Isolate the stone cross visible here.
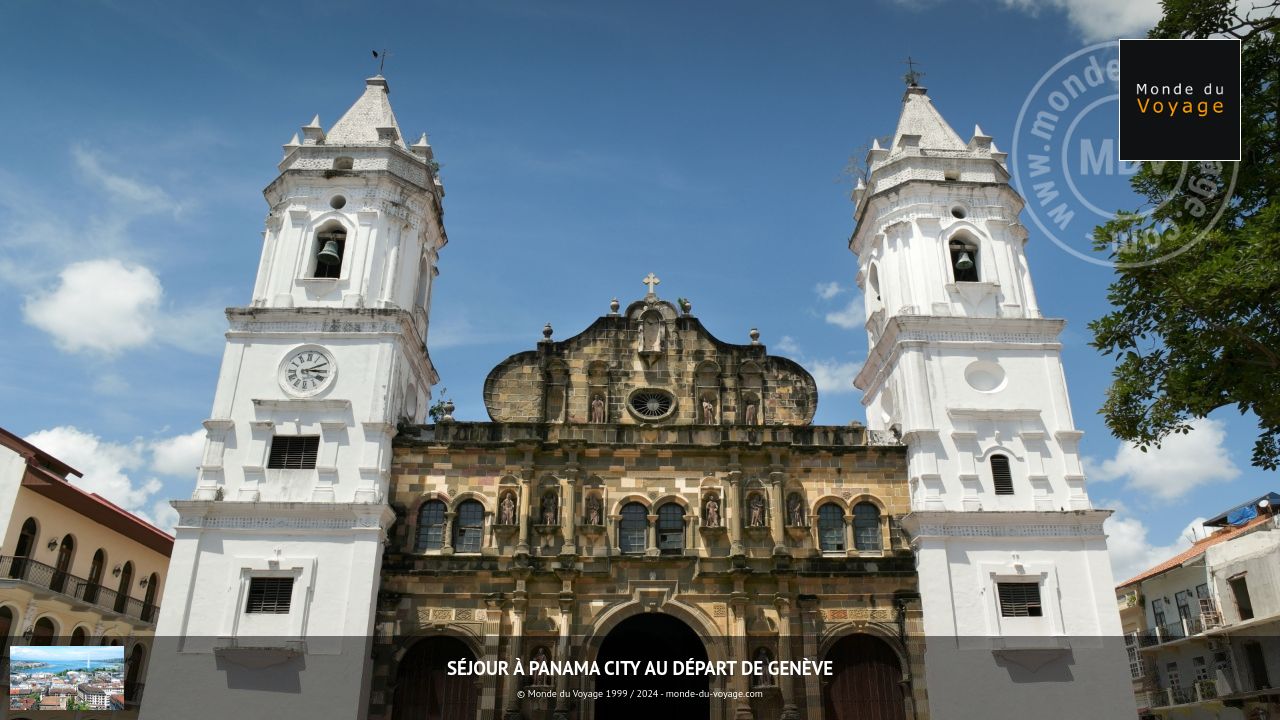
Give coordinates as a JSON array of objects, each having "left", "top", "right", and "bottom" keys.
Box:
[{"left": 642, "top": 272, "right": 660, "bottom": 295}]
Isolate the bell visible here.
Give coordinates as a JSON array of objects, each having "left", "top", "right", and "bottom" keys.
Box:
[
  {"left": 955, "top": 251, "right": 974, "bottom": 271},
  {"left": 317, "top": 239, "right": 342, "bottom": 266}
]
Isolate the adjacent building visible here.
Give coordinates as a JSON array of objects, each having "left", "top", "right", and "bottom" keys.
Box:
[
  {"left": 0, "top": 426, "right": 173, "bottom": 717},
  {"left": 1117, "top": 493, "right": 1280, "bottom": 720}
]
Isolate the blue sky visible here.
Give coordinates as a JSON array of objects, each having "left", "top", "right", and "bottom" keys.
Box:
[
  {"left": 10, "top": 646, "right": 123, "bottom": 664},
  {"left": 0, "top": 0, "right": 1271, "bottom": 581}
]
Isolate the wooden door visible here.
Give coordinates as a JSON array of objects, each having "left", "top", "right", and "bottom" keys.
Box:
[{"left": 822, "top": 634, "right": 907, "bottom": 720}]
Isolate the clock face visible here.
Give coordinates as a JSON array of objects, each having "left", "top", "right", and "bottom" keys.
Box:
[{"left": 280, "top": 347, "right": 335, "bottom": 396}]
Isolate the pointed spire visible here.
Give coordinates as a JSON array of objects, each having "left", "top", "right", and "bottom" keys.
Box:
[
  {"left": 411, "top": 132, "right": 435, "bottom": 163},
  {"left": 326, "top": 76, "right": 408, "bottom": 150},
  {"left": 282, "top": 133, "right": 301, "bottom": 159},
  {"left": 973, "top": 124, "right": 986, "bottom": 138},
  {"left": 301, "top": 116, "right": 325, "bottom": 145},
  {"left": 891, "top": 86, "right": 965, "bottom": 152},
  {"left": 871, "top": 138, "right": 882, "bottom": 151}
]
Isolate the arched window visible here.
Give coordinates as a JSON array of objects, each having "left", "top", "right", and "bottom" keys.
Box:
[
  {"left": 86, "top": 549, "right": 107, "bottom": 604},
  {"left": 0, "top": 606, "right": 13, "bottom": 655},
  {"left": 452, "top": 500, "right": 484, "bottom": 553},
  {"left": 9, "top": 517, "right": 37, "bottom": 579},
  {"left": 853, "top": 503, "right": 882, "bottom": 551},
  {"left": 818, "top": 504, "right": 846, "bottom": 553},
  {"left": 70, "top": 626, "right": 87, "bottom": 645},
  {"left": 991, "top": 454, "right": 1014, "bottom": 495},
  {"left": 50, "top": 534, "right": 75, "bottom": 593},
  {"left": 657, "top": 503, "right": 685, "bottom": 554},
  {"left": 125, "top": 644, "right": 146, "bottom": 705},
  {"left": 949, "top": 236, "right": 979, "bottom": 282},
  {"left": 868, "top": 263, "right": 881, "bottom": 302},
  {"left": 312, "top": 224, "right": 346, "bottom": 279},
  {"left": 619, "top": 503, "right": 648, "bottom": 554},
  {"left": 115, "top": 561, "right": 134, "bottom": 614},
  {"left": 415, "top": 500, "right": 446, "bottom": 551}
]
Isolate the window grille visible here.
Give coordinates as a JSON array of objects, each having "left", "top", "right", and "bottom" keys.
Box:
[
  {"left": 246, "top": 577, "right": 294, "bottom": 614},
  {"left": 997, "top": 582, "right": 1042, "bottom": 617},
  {"left": 267, "top": 436, "right": 319, "bottom": 469}
]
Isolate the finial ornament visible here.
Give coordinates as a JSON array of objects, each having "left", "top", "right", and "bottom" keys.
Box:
[
  {"left": 904, "top": 56, "right": 924, "bottom": 87},
  {"left": 749, "top": 328, "right": 761, "bottom": 345},
  {"left": 542, "top": 323, "right": 553, "bottom": 341},
  {"left": 609, "top": 298, "right": 620, "bottom": 315},
  {"left": 642, "top": 272, "right": 661, "bottom": 296}
]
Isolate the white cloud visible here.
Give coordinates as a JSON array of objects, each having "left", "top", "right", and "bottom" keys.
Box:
[
  {"left": 23, "top": 259, "right": 162, "bottom": 354},
  {"left": 775, "top": 335, "right": 802, "bottom": 355},
  {"left": 1106, "top": 509, "right": 1208, "bottom": 583},
  {"left": 808, "top": 359, "right": 860, "bottom": 395},
  {"left": 71, "top": 145, "right": 173, "bottom": 209},
  {"left": 24, "top": 426, "right": 160, "bottom": 515},
  {"left": 999, "top": 0, "right": 1161, "bottom": 42},
  {"left": 22, "top": 426, "right": 200, "bottom": 533},
  {"left": 824, "top": 296, "right": 865, "bottom": 330},
  {"left": 814, "top": 281, "right": 844, "bottom": 300},
  {"left": 1086, "top": 418, "right": 1240, "bottom": 501},
  {"left": 150, "top": 429, "right": 205, "bottom": 477}
]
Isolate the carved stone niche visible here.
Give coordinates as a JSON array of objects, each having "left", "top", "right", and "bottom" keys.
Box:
[
  {"left": 637, "top": 308, "right": 666, "bottom": 364},
  {"left": 743, "top": 490, "right": 769, "bottom": 534},
  {"left": 543, "top": 361, "right": 569, "bottom": 423},
  {"left": 581, "top": 487, "right": 605, "bottom": 536},
  {"left": 784, "top": 491, "right": 809, "bottom": 540},
  {"left": 494, "top": 482, "right": 520, "bottom": 537},
  {"left": 699, "top": 491, "right": 725, "bottom": 534}
]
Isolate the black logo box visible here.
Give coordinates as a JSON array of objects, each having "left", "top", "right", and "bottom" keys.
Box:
[{"left": 1119, "top": 38, "right": 1241, "bottom": 162}]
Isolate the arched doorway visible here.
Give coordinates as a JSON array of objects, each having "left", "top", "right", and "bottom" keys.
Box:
[
  {"left": 50, "top": 535, "right": 75, "bottom": 593},
  {"left": 85, "top": 549, "right": 107, "bottom": 604},
  {"left": 10, "top": 518, "right": 37, "bottom": 579},
  {"left": 125, "top": 644, "right": 145, "bottom": 707},
  {"left": 391, "top": 635, "right": 477, "bottom": 720},
  {"left": 595, "top": 613, "right": 710, "bottom": 719},
  {"left": 0, "top": 606, "right": 13, "bottom": 654},
  {"left": 822, "top": 634, "right": 907, "bottom": 720},
  {"left": 30, "top": 617, "right": 55, "bottom": 646},
  {"left": 142, "top": 573, "right": 159, "bottom": 622},
  {"left": 115, "top": 561, "right": 133, "bottom": 614}
]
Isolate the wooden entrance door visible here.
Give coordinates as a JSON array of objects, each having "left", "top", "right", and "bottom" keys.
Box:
[
  {"left": 822, "top": 634, "right": 907, "bottom": 720},
  {"left": 392, "top": 636, "right": 478, "bottom": 720}
]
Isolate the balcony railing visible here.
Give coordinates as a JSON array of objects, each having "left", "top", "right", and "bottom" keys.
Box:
[
  {"left": 0, "top": 556, "right": 158, "bottom": 624},
  {"left": 1140, "top": 608, "right": 1225, "bottom": 647},
  {"left": 1147, "top": 680, "right": 1221, "bottom": 708}
]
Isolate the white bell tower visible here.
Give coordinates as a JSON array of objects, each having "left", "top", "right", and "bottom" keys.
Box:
[
  {"left": 851, "top": 85, "right": 1135, "bottom": 719},
  {"left": 141, "top": 76, "right": 446, "bottom": 720}
]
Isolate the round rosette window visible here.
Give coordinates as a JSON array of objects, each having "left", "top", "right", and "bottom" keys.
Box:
[{"left": 627, "top": 388, "right": 677, "bottom": 422}]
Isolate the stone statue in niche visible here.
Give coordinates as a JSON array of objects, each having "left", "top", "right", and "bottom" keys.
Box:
[
  {"left": 742, "top": 399, "right": 758, "bottom": 425},
  {"left": 541, "top": 492, "right": 558, "bottom": 525},
  {"left": 641, "top": 313, "right": 665, "bottom": 353},
  {"left": 531, "top": 647, "right": 551, "bottom": 685},
  {"left": 752, "top": 648, "right": 775, "bottom": 686},
  {"left": 701, "top": 398, "right": 717, "bottom": 424},
  {"left": 704, "top": 496, "right": 721, "bottom": 528},
  {"left": 499, "top": 492, "right": 517, "bottom": 525},
  {"left": 748, "top": 494, "right": 766, "bottom": 527},
  {"left": 788, "top": 494, "right": 805, "bottom": 526},
  {"left": 591, "top": 394, "right": 606, "bottom": 423},
  {"left": 585, "top": 495, "right": 602, "bottom": 525}
]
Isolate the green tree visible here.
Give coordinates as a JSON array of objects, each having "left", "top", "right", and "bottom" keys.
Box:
[{"left": 1089, "top": 0, "right": 1280, "bottom": 469}]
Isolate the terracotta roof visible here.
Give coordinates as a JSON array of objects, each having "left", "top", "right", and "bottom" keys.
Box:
[{"left": 1117, "top": 513, "right": 1273, "bottom": 588}]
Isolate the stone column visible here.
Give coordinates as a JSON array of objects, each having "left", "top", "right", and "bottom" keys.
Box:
[
  {"left": 552, "top": 588, "right": 575, "bottom": 720},
  {"left": 730, "top": 593, "right": 755, "bottom": 720},
  {"left": 646, "top": 513, "right": 660, "bottom": 557},
  {"left": 726, "top": 471, "right": 744, "bottom": 556},
  {"left": 768, "top": 471, "right": 786, "bottom": 554},
  {"left": 562, "top": 467, "right": 578, "bottom": 556},
  {"left": 798, "top": 596, "right": 823, "bottom": 715},
  {"left": 441, "top": 511, "right": 457, "bottom": 555},
  {"left": 844, "top": 512, "right": 856, "bottom": 557},
  {"left": 775, "top": 594, "right": 801, "bottom": 719},
  {"left": 502, "top": 592, "right": 528, "bottom": 720},
  {"left": 516, "top": 473, "right": 533, "bottom": 556}
]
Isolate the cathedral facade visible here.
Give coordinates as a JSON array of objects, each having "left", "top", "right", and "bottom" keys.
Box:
[
  {"left": 139, "top": 74, "right": 1136, "bottom": 720},
  {"left": 370, "top": 290, "right": 926, "bottom": 720}
]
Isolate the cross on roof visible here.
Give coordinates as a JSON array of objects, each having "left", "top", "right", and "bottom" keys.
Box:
[
  {"left": 642, "top": 272, "right": 661, "bottom": 295},
  {"left": 904, "top": 56, "right": 925, "bottom": 87}
]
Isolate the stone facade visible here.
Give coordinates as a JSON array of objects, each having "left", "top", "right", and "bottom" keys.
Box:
[{"left": 369, "top": 292, "right": 926, "bottom": 720}]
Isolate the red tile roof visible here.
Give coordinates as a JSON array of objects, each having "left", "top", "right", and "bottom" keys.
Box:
[{"left": 1117, "top": 513, "right": 1273, "bottom": 588}]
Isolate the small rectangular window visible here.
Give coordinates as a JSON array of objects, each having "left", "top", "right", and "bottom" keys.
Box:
[
  {"left": 245, "top": 577, "right": 294, "bottom": 614},
  {"left": 997, "top": 582, "right": 1043, "bottom": 617},
  {"left": 267, "top": 436, "right": 319, "bottom": 470},
  {"left": 991, "top": 455, "right": 1014, "bottom": 495}
]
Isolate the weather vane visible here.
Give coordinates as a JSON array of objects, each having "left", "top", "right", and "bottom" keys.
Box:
[
  {"left": 372, "top": 48, "right": 389, "bottom": 75},
  {"left": 904, "top": 56, "right": 924, "bottom": 87}
]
